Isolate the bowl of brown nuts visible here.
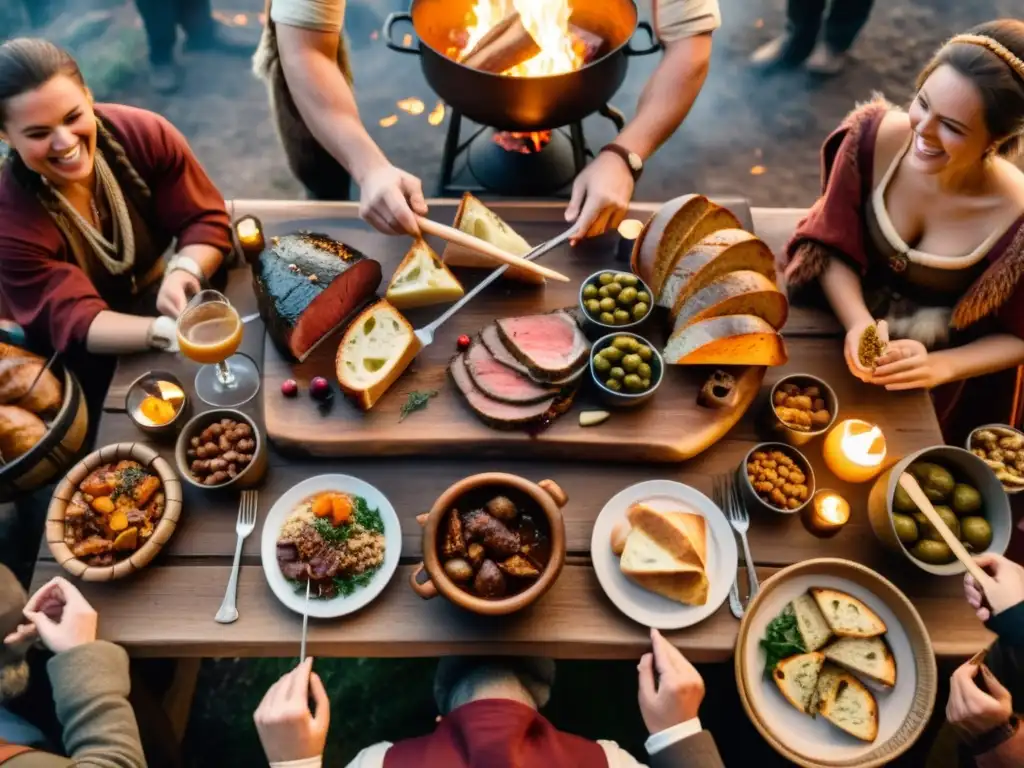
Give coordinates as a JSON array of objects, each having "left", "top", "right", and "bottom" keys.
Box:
[
  {"left": 764, "top": 374, "right": 837, "bottom": 447},
  {"left": 967, "top": 424, "right": 1024, "bottom": 495},
  {"left": 737, "top": 442, "right": 816, "bottom": 514},
  {"left": 174, "top": 409, "right": 267, "bottom": 490}
]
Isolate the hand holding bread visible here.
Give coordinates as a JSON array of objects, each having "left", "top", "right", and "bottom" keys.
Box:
[
  {"left": 638, "top": 628, "right": 705, "bottom": 734},
  {"left": 964, "top": 554, "right": 1024, "bottom": 621}
]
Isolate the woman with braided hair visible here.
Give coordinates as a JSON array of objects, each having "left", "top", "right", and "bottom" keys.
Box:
[
  {"left": 0, "top": 38, "right": 233, "bottom": 398},
  {"left": 782, "top": 19, "right": 1024, "bottom": 441}
]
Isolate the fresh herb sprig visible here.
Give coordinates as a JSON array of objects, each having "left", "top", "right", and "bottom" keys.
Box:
[
  {"left": 760, "top": 605, "right": 805, "bottom": 675},
  {"left": 353, "top": 496, "right": 384, "bottom": 534},
  {"left": 399, "top": 390, "right": 437, "bottom": 422},
  {"left": 333, "top": 567, "right": 378, "bottom": 597},
  {"left": 311, "top": 516, "right": 351, "bottom": 544},
  {"left": 112, "top": 466, "right": 146, "bottom": 500}
]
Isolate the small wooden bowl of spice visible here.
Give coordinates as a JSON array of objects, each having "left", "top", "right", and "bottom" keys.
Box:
[{"left": 126, "top": 371, "right": 190, "bottom": 437}]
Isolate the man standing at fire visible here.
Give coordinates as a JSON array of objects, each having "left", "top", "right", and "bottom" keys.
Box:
[{"left": 255, "top": 0, "right": 720, "bottom": 242}]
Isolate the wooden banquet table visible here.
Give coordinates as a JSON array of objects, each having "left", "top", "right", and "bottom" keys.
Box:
[{"left": 30, "top": 200, "right": 994, "bottom": 661}]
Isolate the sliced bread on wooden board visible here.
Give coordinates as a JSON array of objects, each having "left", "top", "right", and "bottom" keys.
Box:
[
  {"left": 630, "top": 194, "right": 710, "bottom": 288},
  {"left": 626, "top": 503, "right": 707, "bottom": 570},
  {"left": 662, "top": 315, "right": 788, "bottom": 366},
  {"left": 442, "top": 193, "right": 543, "bottom": 284},
  {"left": 823, "top": 636, "right": 896, "bottom": 687},
  {"left": 816, "top": 668, "right": 880, "bottom": 742},
  {"left": 811, "top": 588, "right": 887, "bottom": 638},
  {"left": 791, "top": 593, "right": 833, "bottom": 653},
  {"left": 619, "top": 527, "right": 710, "bottom": 605},
  {"left": 660, "top": 229, "right": 776, "bottom": 313},
  {"left": 336, "top": 300, "right": 422, "bottom": 410},
  {"left": 653, "top": 206, "right": 743, "bottom": 299},
  {"left": 671, "top": 271, "right": 788, "bottom": 334},
  {"left": 773, "top": 651, "right": 826, "bottom": 714},
  {"left": 386, "top": 239, "right": 464, "bottom": 309}
]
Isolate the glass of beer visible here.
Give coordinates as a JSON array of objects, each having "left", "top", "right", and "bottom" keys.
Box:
[{"left": 177, "top": 290, "right": 260, "bottom": 406}]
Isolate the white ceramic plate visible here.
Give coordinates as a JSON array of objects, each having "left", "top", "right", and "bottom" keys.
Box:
[
  {"left": 260, "top": 474, "right": 402, "bottom": 619},
  {"left": 590, "top": 480, "right": 738, "bottom": 630}
]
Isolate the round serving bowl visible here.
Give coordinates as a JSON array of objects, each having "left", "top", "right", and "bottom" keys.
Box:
[
  {"left": 763, "top": 373, "right": 838, "bottom": 447},
  {"left": 578, "top": 269, "right": 653, "bottom": 339},
  {"left": 410, "top": 472, "right": 567, "bottom": 616},
  {"left": 126, "top": 370, "right": 190, "bottom": 438},
  {"left": 966, "top": 423, "right": 1024, "bottom": 495},
  {"left": 737, "top": 442, "right": 816, "bottom": 515},
  {"left": 46, "top": 442, "right": 182, "bottom": 581},
  {"left": 174, "top": 408, "right": 267, "bottom": 491},
  {"left": 588, "top": 332, "right": 664, "bottom": 409},
  {"left": 867, "top": 445, "right": 1011, "bottom": 576}
]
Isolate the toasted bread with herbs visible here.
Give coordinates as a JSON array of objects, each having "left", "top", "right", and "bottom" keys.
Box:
[
  {"left": 816, "top": 668, "right": 879, "bottom": 742},
  {"left": 791, "top": 593, "right": 833, "bottom": 652},
  {"left": 823, "top": 636, "right": 896, "bottom": 687},
  {"left": 811, "top": 588, "right": 887, "bottom": 638},
  {"left": 772, "top": 652, "right": 826, "bottom": 714}
]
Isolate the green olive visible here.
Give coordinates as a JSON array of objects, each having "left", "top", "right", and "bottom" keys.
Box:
[
  {"left": 636, "top": 345, "right": 653, "bottom": 362},
  {"left": 641, "top": 378, "right": 651, "bottom": 388},
  {"left": 599, "top": 297, "right": 616, "bottom": 312},
  {"left": 598, "top": 272, "right": 614, "bottom": 285},
  {"left": 636, "top": 291, "right": 651, "bottom": 304},
  {"left": 622, "top": 354, "right": 641, "bottom": 372},
  {"left": 585, "top": 299, "right": 601, "bottom": 314},
  {"left": 609, "top": 366, "right": 625, "bottom": 381},
  {"left": 598, "top": 285, "right": 610, "bottom": 299},
  {"left": 600, "top": 346, "right": 624, "bottom": 363},
  {"left": 632, "top": 302, "right": 649, "bottom": 321},
  {"left": 605, "top": 378, "right": 622, "bottom": 391},
  {"left": 613, "top": 309, "right": 631, "bottom": 324},
  {"left": 891, "top": 513, "right": 919, "bottom": 545},
  {"left": 613, "top": 336, "right": 638, "bottom": 351},
  {"left": 618, "top": 287, "right": 638, "bottom": 305},
  {"left": 910, "top": 539, "right": 954, "bottom": 565},
  {"left": 961, "top": 517, "right": 993, "bottom": 551},
  {"left": 618, "top": 274, "right": 639, "bottom": 287},
  {"left": 593, "top": 355, "right": 611, "bottom": 374},
  {"left": 599, "top": 311, "right": 616, "bottom": 325},
  {"left": 624, "top": 373, "right": 644, "bottom": 391},
  {"left": 606, "top": 282, "right": 623, "bottom": 297},
  {"left": 637, "top": 362, "right": 652, "bottom": 380},
  {"left": 582, "top": 284, "right": 599, "bottom": 299}
]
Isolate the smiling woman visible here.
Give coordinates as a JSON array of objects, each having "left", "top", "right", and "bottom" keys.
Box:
[
  {"left": 780, "top": 19, "right": 1024, "bottom": 441},
  {"left": 0, "top": 38, "right": 232, "bottom": 411}
]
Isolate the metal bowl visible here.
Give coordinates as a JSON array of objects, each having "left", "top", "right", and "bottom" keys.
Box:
[
  {"left": 736, "top": 442, "right": 816, "bottom": 515},
  {"left": 965, "top": 423, "right": 1024, "bottom": 495},
  {"left": 578, "top": 269, "right": 653, "bottom": 339},
  {"left": 763, "top": 373, "right": 838, "bottom": 447},
  {"left": 588, "top": 332, "right": 663, "bottom": 409},
  {"left": 867, "top": 445, "right": 1011, "bottom": 576},
  {"left": 126, "top": 371, "right": 190, "bottom": 437},
  {"left": 174, "top": 409, "right": 267, "bottom": 491}
]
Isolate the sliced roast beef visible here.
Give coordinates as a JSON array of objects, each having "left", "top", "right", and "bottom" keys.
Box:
[
  {"left": 480, "top": 324, "right": 583, "bottom": 387},
  {"left": 464, "top": 339, "right": 558, "bottom": 405},
  {"left": 252, "top": 232, "right": 382, "bottom": 361},
  {"left": 495, "top": 311, "right": 589, "bottom": 382},
  {"left": 449, "top": 353, "right": 562, "bottom": 429}
]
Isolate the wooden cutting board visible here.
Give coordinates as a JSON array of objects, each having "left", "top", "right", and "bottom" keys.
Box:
[{"left": 261, "top": 205, "right": 766, "bottom": 462}]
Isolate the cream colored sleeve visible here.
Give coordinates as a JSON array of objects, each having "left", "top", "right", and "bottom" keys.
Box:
[
  {"left": 654, "top": 0, "right": 722, "bottom": 43},
  {"left": 270, "top": 0, "right": 346, "bottom": 33}
]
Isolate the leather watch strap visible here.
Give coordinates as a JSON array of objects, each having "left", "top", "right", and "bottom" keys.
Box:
[
  {"left": 969, "top": 714, "right": 1020, "bottom": 756},
  {"left": 599, "top": 143, "right": 643, "bottom": 181}
]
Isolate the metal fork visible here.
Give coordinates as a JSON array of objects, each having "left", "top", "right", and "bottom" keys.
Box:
[
  {"left": 713, "top": 476, "right": 744, "bottom": 619},
  {"left": 724, "top": 475, "right": 759, "bottom": 602},
  {"left": 215, "top": 490, "right": 258, "bottom": 624}
]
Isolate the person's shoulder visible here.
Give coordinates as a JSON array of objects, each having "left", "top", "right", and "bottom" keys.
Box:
[
  {"left": 993, "top": 158, "right": 1024, "bottom": 211},
  {"left": 97, "top": 103, "right": 178, "bottom": 142},
  {"left": 872, "top": 109, "right": 912, "bottom": 171},
  {"left": 271, "top": 0, "right": 344, "bottom": 33},
  {"left": 0, "top": 169, "right": 59, "bottom": 250}
]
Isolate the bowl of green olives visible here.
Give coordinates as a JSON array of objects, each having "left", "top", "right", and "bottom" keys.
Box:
[
  {"left": 588, "top": 333, "right": 663, "bottom": 408},
  {"left": 578, "top": 270, "right": 653, "bottom": 338},
  {"left": 866, "top": 445, "right": 1011, "bottom": 576}
]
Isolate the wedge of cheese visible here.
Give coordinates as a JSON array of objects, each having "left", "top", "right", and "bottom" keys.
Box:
[
  {"left": 671, "top": 271, "right": 788, "bottom": 335},
  {"left": 630, "top": 194, "right": 710, "bottom": 289},
  {"left": 386, "top": 239, "right": 464, "bottom": 310},
  {"left": 661, "top": 229, "right": 776, "bottom": 314},
  {"left": 336, "top": 300, "right": 422, "bottom": 410},
  {"left": 441, "top": 193, "right": 541, "bottom": 284},
  {"left": 663, "top": 315, "right": 788, "bottom": 366},
  {"left": 653, "top": 206, "right": 743, "bottom": 299}
]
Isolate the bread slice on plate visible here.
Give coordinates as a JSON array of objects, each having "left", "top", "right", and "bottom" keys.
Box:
[
  {"left": 625, "top": 502, "right": 707, "bottom": 570},
  {"left": 823, "top": 636, "right": 896, "bottom": 687},
  {"left": 816, "top": 667, "right": 880, "bottom": 742},
  {"left": 791, "top": 593, "right": 833, "bottom": 652},
  {"left": 772, "top": 651, "right": 825, "bottom": 713},
  {"left": 619, "top": 528, "right": 709, "bottom": 606},
  {"left": 811, "top": 588, "right": 887, "bottom": 638}
]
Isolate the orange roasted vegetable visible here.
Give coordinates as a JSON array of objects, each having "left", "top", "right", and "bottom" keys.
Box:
[
  {"left": 312, "top": 493, "right": 334, "bottom": 518},
  {"left": 108, "top": 511, "right": 128, "bottom": 532},
  {"left": 81, "top": 470, "right": 115, "bottom": 497},
  {"left": 331, "top": 494, "right": 353, "bottom": 526},
  {"left": 91, "top": 496, "right": 114, "bottom": 514},
  {"left": 113, "top": 527, "right": 138, "bottom": 551},
  {"left": 132, "top": 475, "right": 161, "bottom": 505}
]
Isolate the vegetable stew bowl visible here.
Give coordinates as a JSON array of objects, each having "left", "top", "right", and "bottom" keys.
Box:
[
  {"left": 174, "top": 409, "right": 267, "bottom": 491},
  {"left": 47, "top": 442, "right": 182, "bottom": 581}
]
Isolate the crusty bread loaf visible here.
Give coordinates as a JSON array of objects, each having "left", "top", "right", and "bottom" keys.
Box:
[
  {"left": 816, "top": 668, "right": 879, "bottom": 742},
  {"left": 336, "top": 300, "right": 423, "bottom": 410},
  {"left": 811, "top": 588, "right": 887, "bottom": 638},
  {"left": 619, "top": 528, "right": 709, "bottom": 605},
  {"left": 773, "top": 652, "right": 826, "bottom": 714},
  {"left": 626, "top": 503, "right": 707, "bottom": 570},
  {"left": 442, "top": 193, "right": 543, "bottom": 284},
  {"left": 791, "top": 593, "right": 833, "bottom": 653},
  {"left": 0, "top": 404, "right": 46, "bottom": 459},
  {"left": 671, "top": 271, "right": 788, "bottom": 335},
  {"left": 660, "top": 229, "right": 776, "bottom": 314},
  {"left": 823, "top": 636, "right": 896, "bottom": 687},
  {"left": 0, "top": 348, "right": 62, "bottom": 414},
  {"left": 662, "top": 315, "right": 788, "bottom": 366},
  {"left": 653, "top": 207, "right": 743, "bottom": 299},
  {"left": 630, "top": 194, "right": 710, "bottom": 288}
]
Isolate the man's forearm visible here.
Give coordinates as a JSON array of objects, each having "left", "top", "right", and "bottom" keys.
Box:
[{"left": 615, "top": 35, "right": 712, "bottom": 158}]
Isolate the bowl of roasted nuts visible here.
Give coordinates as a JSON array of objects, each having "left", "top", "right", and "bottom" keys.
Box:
[
  {"left": 967, "top": 424, "right": 1024, "bottom": 495},
  {"left": 764, "top": 374, "right": 837, "bottom": 446},
  {"left": 174, "top": 409, "right": 267, "bottom": 490},
  {"left": 737, "top": 443, "right": 816, "bottom": 515}
]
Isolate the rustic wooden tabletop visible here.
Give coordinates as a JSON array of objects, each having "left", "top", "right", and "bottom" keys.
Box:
[{"left": 31, "top": 200, "right": 992, "bottom": 660}]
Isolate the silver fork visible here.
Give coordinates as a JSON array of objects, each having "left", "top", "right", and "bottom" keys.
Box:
[
  {"left": 714, "top": 476, "right": 744, "bottom": 619},
  {"left": 724, "top": 476, "right": 759, "bottom": 602},
  {"left": 215, "top": 490, "right": 258, "bottom": 624}
]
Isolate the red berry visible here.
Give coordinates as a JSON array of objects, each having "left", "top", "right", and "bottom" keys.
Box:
[
  {"left": 281, "top": 379, "right": 298, "bottom": 397},
  {"left": 309, "top": 376, "right": 331, "bottom": 401},
  {"left": 457, "top": 334, "right": 471, "bottom": 351}
]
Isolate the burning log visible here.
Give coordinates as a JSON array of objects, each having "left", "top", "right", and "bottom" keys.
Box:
[
  {"left": 460, "top": 11, "right": 540, "bottom": 74},
  {"left": 569, "top": 24, "right": 605, "bottom": 64}
]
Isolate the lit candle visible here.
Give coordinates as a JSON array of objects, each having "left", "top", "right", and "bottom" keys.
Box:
[
  {"left": 823, "top": 419, "right": 887, "bottom": 483},
  {"left": 804, "top": 490, "right": 850, "bottom": 537},
  {"left": 235, "top": 216, "right": 265, "bottom": 254},
  {"left": 616, "top": 218, "right": 644, "bottom": 262}
]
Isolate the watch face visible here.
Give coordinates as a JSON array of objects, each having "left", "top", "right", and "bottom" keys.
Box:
[{"left": 627, "top": 152, "right": 642, "bottom": 172}]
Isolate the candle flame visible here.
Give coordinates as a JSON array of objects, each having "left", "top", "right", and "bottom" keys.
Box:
[
  {"left": 841, "top": 422, "right": 885, "bottom": 467},
  {"left": 819, "top": 495, "right": 847, "bottom": 524},
  {"left": 236, "top": 218, "right": 260, "bottom": 241}
]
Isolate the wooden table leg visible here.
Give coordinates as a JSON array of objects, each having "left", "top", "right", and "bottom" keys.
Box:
[{"left": 162, "top": 658, "right": 201, "bottom": 744}]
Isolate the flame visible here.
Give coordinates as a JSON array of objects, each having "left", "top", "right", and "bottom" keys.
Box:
[
  {"left": 397, "top": 98, "right": 425, "bottom": 115},
  {"left": 817, "top": 494, "right": 849, "bottom": 525},
  {"left": 379, "top": 115, "right": 399, "bottom": 128},
  {"left": 427, "top": 101, "right": 446, "bottom": 126},
  {"left": 459, "top": 0, "right": 584, "bottom": 77},
  {"left": 493, "top": 130, "right": 551, "bottom": 153},
  {"left": 840, "top": 422, "right": 886, "bottom": 467}
]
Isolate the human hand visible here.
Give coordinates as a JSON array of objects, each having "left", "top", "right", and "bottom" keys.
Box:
[
  {"left": 637, "top": 628, "right": 705, "bottom": 734},
  {"left": 156, "top": 269, "right": 201, "bottom": 318},
  {"left": 358, "top": 163, "right": 428, "bottom": 236},
  {"left": 947, "top": 661, "right": 1013, "bottom": 740},
  {"left": 565, "top": 151, "right": 634, "bottom": 245},
  {"left": 871, "top": 338, "right": 952, "bottom": 390},
  {"left": 254, "top": 657, "right": 330, "bottom": 763},
  {"left": 965, "top": 554, "right": 1024, "bottom": 621},
  {"left": 3, "top": 577, "right": 97, "bottom": 654},
  {"left": 843, "top": 318, "right": 886, "bottom": 384}
]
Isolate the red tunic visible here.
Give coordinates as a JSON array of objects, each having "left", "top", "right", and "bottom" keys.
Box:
[{"left": 0, "top": 103, "right": 232, "bottom": 352}]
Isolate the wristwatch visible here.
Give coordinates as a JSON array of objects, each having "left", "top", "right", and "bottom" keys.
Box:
[
  {"left": 600, "top": 143, "right": 644, "bottom": 181},
  {"left": 968, "top": 714, "right": 1019, "bottom": 756},
  {"left": 146, "top": 316, "right": 179, "bottom": 352},
  {"left": 165, "top": 254, "right": 207, "bottom": 286}
]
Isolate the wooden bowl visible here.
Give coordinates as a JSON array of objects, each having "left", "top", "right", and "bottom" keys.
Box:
[
  {"left": 410, "top": 472, "right": 567, "bottom": 615},
  {"left": 735, "top": 558, "right": 937, "bottom": 768},
  {"left": 46, "top": 443, "right": 182, "bottom": 581},
  {"left": 174, "top": 409, "right": 267, "bottom": 490}
]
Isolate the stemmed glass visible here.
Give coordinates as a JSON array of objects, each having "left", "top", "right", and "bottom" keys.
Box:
[{"left": 177, "top": 290, "right": 260, "bottom": 407}]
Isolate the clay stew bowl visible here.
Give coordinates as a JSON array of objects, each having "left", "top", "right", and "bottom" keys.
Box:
[{"left": 411, "top": 472, "right": 567, "bottom": 616}]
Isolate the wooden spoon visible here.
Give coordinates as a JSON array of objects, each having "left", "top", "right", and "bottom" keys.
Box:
[{"left": 897, "top": 473, "right": 997, "bottom": 593}]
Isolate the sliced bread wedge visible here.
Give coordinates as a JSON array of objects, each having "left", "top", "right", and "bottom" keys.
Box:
[
  {"left": 816, "top": 668, "right": 879, "bottom": 742},
  {"left": 626, "top": 503, "right": 707, "bottom": 570},
  {"left": 386, "top": 239, "right": 464, "bottom": 309},
  {"left": 441, "top": 193, "right": 542, "bottom": 284},
  {"left": 663, "top": 315, "right": 788, "bottom": 366},
  {"left": 671, "top": 271, "right": 788, "bottom": 334},
  {"left": 631, "top": 194, "right": 710, "bottom": 288},
  {"left": 791, "top": 593, "right": 833, "bottom": 652},
  {"left": 619, "top": 528, "right": 709, "bottom": 606},
  {"left": 335, "top": 300, "right": 422, "bottom": 410},
  {"left": 661, "top": 229, "right": 776, "bottom": 313},
  {"left": 654, "top": 208, "right": 744, "bottom": 300},
  {"left": 823, "top": 636, "right": 896, "bottom": 687},
  {"left": 772, "top": 651, "right": 826, "bottom": 714},
  {"left": 811, "top": 588, "right": 887, "bottom": 638}
]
